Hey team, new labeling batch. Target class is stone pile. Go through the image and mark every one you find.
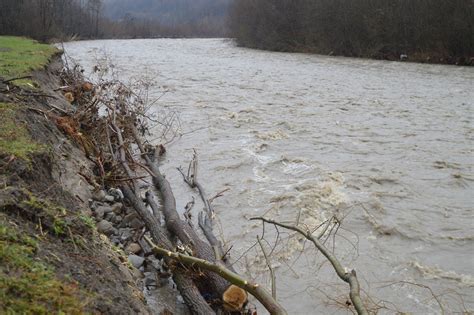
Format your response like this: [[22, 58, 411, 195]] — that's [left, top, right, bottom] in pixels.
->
[[89, 188, 170, 290]]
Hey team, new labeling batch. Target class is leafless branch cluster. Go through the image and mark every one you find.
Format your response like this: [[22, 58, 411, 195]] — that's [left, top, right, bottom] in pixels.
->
[[59, 55, 366, 313], [55, 55, 288, 314], [53, 55, 460, 315]]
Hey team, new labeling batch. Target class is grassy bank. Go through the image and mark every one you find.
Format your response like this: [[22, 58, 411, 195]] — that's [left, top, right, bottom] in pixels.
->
[[0, 102, 45, 161], [0, 36, 58, 87], [0, 212, 87, 314], [0, 36, 55, 161], [0, 36, 150, 314], [0, 36, 86, 314]]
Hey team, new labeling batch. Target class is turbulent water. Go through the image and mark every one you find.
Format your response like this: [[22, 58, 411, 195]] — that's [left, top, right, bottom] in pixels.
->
[[64, 39, 473, 314]]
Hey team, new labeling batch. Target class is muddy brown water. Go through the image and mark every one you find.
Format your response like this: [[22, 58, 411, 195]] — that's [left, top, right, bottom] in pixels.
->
[[64, 39, 473, 314]]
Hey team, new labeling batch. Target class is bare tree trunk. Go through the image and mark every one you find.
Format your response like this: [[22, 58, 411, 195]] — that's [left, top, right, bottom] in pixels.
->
[[110, 123, 215, 315], [121, 186, 215, 315], [130, 128, 231, 301]]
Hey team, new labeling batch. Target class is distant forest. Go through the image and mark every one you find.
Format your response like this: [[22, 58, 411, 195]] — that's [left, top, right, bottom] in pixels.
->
[[0, 0, 230, 40], [103, 0, 231, 37], [229, 0, 474, 64], [1, 0, 105, 40], [1, 0, 472, 64]]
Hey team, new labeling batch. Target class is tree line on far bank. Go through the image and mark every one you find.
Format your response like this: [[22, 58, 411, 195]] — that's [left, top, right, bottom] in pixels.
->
[[0, 0, 228, 41], [2, 0, 472, 65], [229, 0, 473, 64], [1, 0, 103, 40]]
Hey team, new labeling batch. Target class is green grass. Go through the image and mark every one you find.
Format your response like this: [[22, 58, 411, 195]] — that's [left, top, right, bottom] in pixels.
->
[[0, 103, 44, 161], [0, 215, 85, 314], [78, 214, 95, 230], [21, 192, 69, 237], [0, 36, 58, 87]]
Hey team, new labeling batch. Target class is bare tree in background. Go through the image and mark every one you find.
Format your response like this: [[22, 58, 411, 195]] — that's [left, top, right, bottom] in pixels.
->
[[229, 0, 474, 64]]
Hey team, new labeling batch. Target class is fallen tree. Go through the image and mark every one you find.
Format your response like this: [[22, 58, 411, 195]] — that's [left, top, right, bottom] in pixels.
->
[[55, 61, 283, 314], [56, 54, 372, 315]]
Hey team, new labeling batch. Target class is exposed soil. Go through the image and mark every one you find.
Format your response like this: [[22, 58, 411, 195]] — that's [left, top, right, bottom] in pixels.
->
[[0, 54, 157, 314]]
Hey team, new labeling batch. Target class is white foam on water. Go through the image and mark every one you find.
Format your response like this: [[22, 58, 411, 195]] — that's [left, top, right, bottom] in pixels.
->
[[255, 129, 289, 140], [411, 261, 474, 286]]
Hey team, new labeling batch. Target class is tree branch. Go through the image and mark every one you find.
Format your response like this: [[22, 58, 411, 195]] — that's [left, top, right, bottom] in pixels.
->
[[257, 235, 276, 299], [250, 217, 368, 315], [144, 236, 288, 315]]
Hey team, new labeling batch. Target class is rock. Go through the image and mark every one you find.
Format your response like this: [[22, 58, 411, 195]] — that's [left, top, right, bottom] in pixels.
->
[[128, 254, 145, 269], [118, 264, 135, 284], [144, 272, 157, 287], [90, 201, 99, 211], [111, 202, 123, 214], [119, 228, 133, 242], [149, 257, 162, 271], [123, 213, 138, 225], [125, 243, 142, 254], [129, 218, 145, 229], [110, 236, 121, 246], [138, 240, 153, 255], [97, 220, 115, 235], [114, 215, 122, 224], [93, 190, 107, 202], [131, 267, 143, 279], [108, 188, 124, 201], [104, 195, 115, 203], [94, 207, 105, 220], [95, 205, 114, 213], [105, 212, 116, 222]]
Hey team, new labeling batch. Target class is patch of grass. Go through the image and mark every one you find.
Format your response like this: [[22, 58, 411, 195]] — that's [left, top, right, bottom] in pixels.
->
[[0, 36, 58, 87], [0, 216, 85, 314], [0, 103, 44, 162], [22, 192, 68, 237], [79, 214, 95, 230], [111, 243, 133, 269], [20, 191, 93, 243]]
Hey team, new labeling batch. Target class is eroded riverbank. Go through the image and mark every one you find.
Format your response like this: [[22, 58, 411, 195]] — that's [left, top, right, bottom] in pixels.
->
[[1, 37, 194, 314], [0, 38, 152, 313]]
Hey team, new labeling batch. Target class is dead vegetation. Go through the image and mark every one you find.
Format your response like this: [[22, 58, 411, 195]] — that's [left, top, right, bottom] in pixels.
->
[[40, 51, 380, 315]]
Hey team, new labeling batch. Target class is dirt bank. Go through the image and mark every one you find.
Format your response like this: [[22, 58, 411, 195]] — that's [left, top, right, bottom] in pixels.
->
[[0, 38, 179, 314]]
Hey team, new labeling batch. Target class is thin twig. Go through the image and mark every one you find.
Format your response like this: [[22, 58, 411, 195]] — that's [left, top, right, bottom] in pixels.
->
[[257, 235, 277, 299], [3, 75, 33, 83]]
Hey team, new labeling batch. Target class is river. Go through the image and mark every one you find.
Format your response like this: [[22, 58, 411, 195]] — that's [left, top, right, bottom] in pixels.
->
[[64, 39, 473, 314]]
